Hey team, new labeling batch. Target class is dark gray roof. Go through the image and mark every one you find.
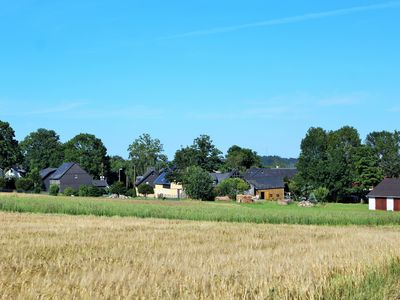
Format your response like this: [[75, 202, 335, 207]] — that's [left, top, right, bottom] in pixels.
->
[[243, 168, 297, 190], [244, 168, 297, 180], [246, 176, 286, 190], [49, 162, 76, 180], [135, 167, 162, 187], [93, 179, 109, 188], [210, 172, 233, 184], [367, 178, 400, 198], [39, 168, 57, 179]]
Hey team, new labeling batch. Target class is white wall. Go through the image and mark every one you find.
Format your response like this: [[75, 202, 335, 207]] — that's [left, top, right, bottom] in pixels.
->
[[369, 197, 375, 210], [387, 198, 394, 211]]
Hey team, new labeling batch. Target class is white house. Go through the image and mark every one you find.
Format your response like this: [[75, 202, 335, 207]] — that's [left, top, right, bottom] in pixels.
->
[[367, 178, 400, 211]]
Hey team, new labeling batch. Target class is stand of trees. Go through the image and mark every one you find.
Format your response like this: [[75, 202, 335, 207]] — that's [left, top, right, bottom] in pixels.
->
[[2, 118, 399, 202], [293, 126, 397, 202]]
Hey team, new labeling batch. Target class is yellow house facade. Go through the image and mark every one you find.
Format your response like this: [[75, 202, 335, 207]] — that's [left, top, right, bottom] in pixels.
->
[[154, 182, 184, 199], [255, 188, 285, 200]]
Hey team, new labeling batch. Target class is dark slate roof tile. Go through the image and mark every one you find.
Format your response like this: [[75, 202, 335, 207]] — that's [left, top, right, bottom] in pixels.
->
[[367, 178, 400, 198], [49, 162, 76, 180], [39, 168, 57, 179]]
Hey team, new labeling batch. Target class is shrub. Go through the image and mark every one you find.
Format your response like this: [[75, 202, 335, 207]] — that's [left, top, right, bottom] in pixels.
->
[[137, 184, 154, 197], [182, 166, 214, 201], [109, 182, 127, 195], [126, 188, 137, 198], [215, 178, 250, 200], [0, 177, 6, 189], [5, 178, 16, 190], [49, 184, 59, 196], [87, 186, 103, 197], [15, 178, 34, 192], [78, 185, 90, 197], [313, 187, 330, 203], [63, 187, 76, 196]]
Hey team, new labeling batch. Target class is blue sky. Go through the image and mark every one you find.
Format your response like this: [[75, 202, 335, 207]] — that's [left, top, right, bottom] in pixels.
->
[[0, 0, 399, 159]]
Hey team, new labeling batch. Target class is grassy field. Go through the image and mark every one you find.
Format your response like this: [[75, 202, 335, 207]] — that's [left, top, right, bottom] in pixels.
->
[[0, 211, 399, 299], [1, 193, 400, 226]]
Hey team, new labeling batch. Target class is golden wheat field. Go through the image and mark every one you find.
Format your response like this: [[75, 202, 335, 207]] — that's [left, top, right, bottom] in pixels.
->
[[0, 212, 399, 299]]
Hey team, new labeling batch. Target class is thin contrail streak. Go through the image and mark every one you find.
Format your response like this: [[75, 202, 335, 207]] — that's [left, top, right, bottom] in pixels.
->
[[161, 1, 400, 39]]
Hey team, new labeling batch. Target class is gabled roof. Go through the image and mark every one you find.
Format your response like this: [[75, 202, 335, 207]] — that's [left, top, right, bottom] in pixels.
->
[[210, 172, 234, 184], [243, 168, 297, 190], [246, 176, 286, 190], [49, 162, 77, 180], [135, 167, 162, 187], [154, 171, 170, 185], [367, 178, 400, 198], [40, 168, 57, 179]]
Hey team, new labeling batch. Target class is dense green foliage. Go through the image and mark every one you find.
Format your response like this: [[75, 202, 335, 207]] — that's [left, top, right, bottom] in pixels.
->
[[78, 185, 103, 197], [126, 188, 137, 198], [0, 178, 6, 189], [49, 184, 59, 196], [63, 187, 76, 196], [64, 133, 110, 178], [366, 130, 400, 178], [215, 178, 250, 199], [0, 120, 21, 170], [137, 184, 154, 197], [128, 133, 167, 177], [294, 126, 384, 202], [169, 135, 223, 182], [261, 155, 298, 168], [109, 181, 127, 195], [224, 145, 261, 171], [1, 195, 400, 226], [19, 128, 64, 171], [313, 187, 329, 203], [15, 178, 34, 191], [182, 166, 214, 200]]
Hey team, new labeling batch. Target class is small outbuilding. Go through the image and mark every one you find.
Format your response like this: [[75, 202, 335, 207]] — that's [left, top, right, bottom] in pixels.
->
[[367, 178, 400, 211]]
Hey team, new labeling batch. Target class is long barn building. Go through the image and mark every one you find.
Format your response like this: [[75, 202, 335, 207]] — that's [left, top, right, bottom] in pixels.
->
[[367, 178, 400, 211]]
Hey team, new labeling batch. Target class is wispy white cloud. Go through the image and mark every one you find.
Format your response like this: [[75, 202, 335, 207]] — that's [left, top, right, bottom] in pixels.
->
[[161, 1, 400, 39]]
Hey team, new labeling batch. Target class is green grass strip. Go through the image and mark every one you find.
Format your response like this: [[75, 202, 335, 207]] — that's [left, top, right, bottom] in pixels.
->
[[1, 194, 400, 226]]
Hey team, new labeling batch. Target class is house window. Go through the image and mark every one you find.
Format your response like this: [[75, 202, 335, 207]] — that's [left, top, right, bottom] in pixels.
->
[[269, 194, 273, 198], [276, 194, 280, 198]]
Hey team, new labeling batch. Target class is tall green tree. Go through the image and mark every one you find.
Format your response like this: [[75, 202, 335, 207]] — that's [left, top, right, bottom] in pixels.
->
[[295, 126, 364, 201], [325, 126, 361, 200], [350, 145, 384, 198], [127, 133, 167, 176], [182, 166, 214, 201], [20, 128, 64, 171], [295, 127, 329, 191], [173, 135, 222, 172], [224, 145, 261, 171], [169, 135, 223, 182], [366, 131, 400, 178], [64, 133, 110, 178], [0, 120, 21, 170]]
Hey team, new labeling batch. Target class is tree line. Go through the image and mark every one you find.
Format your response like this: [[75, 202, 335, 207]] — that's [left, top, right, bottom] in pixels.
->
[[0, 120, 261, 192], [2, 119, 397, 202], [292, 126, 400, 202]]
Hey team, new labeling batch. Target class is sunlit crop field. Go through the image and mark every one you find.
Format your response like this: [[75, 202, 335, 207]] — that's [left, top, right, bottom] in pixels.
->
[[1, 212, 400, 299]]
